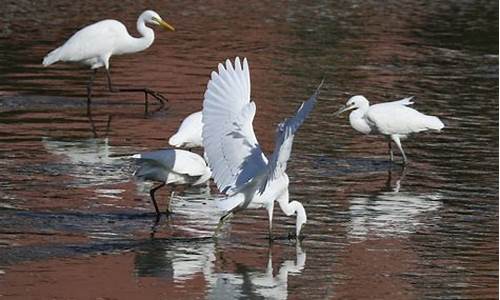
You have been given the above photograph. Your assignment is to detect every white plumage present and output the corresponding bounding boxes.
[43,10,174,109]
[169,111,204,149]
[43,10,174,68]
[133,149,211,216]
[202,57,322,239]
[336,95,444,164]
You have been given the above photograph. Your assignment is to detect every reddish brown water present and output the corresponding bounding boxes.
[0,1,498,299]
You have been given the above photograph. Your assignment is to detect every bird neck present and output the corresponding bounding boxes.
[349,104,371,134]
[128,18,155,54]
[277,193,307,237]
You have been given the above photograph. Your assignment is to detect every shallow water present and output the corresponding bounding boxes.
[0,0,498,299]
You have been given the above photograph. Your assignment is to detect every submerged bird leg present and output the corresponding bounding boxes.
[150,182,166,217]
[105,69,167,107]
[165,189,175,216]
[86,69,98,115]
[214,212,233,236]
[388,140,394,161]
[391,135,408,165]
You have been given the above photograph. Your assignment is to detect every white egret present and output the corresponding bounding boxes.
[169,111,203,149]
[335,95,444,164]
[202,57,322,239]
[133,149,211,217]
[42,10,175,112]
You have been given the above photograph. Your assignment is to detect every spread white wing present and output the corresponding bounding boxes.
[259,81,322,193]
[202,57,268,195]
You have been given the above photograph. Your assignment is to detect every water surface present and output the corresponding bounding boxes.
[0,0,498,299]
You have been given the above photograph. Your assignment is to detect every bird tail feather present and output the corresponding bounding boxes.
[43,47,62,66]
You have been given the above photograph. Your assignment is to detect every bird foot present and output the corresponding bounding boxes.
[287,232,306,241]
[144,88,168,105]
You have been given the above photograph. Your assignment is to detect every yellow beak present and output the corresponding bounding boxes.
[158,19,175,31]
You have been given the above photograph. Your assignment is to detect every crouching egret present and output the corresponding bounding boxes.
[335,95,444,164]
[169,111,203,149]
[133,149,211,217]
[202,57,322,239]
[43,10,175,113]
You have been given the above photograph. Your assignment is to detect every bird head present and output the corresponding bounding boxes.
[334,95,369,116]
[295,201,307,238]
[142,10,175,31]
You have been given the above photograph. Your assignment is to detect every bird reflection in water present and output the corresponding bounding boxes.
[134,240,306,299]
[348,167,442,239]
[41,136,132,194]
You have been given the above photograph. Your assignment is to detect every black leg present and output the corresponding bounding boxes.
[389,140,394,162]
[214,212,233,236]
[86,69,98,115]
[150,182,166,217]
[105,69,167,107]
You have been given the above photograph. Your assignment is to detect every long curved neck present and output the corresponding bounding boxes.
[277,192,307,237]
[126,18,155,54]
[349,103,372,134]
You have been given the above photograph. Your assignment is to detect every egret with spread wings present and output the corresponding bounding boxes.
[202,57,322,239]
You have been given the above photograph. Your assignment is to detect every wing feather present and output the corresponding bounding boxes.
[259,80,323,193]
[202,57,268,195]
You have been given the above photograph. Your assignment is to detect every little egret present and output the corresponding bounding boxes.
[335,95,444,164]
[202,57,322,239]
[133,149,211,217]
[169,111,203,149]
[43,10,175,112]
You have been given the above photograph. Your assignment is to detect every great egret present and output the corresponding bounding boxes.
[133,149,211,217]
[169,111,203,149]
[42,10,175,112]
[335,95,444,164]
[202,57,322,239]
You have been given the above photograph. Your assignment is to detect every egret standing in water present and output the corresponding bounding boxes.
[169,111,203,149]
[43,10,175,113]
[202,57,322,239]
[335,95,444,164]
[133,149,211,218]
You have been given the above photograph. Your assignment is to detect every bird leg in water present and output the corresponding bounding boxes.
[391,135,408,165]
[214,212,233,236]
[388,140,394,161]
[150,182,166,217]
[165,190,176,216]
[105,69,167,107]
[86,69,98,115]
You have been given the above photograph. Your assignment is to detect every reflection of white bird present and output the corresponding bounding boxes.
[348,169,442,238]
[135,240,306,300]
[335,96,444,164]
[43,10,175,110]
[169,111,203,149]
[349,192,442,238]
[202,57,322,239]
[133,149,211,217]
[42,137,130,187]
[250,245,306,300]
